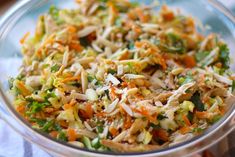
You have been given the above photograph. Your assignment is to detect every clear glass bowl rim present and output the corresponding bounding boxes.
[0,0,234,156]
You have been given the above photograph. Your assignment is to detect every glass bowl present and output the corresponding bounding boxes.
[0,0,234,157]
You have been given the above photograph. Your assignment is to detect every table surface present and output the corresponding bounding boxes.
[0,1,234,157]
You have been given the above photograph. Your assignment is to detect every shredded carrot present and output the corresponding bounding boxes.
[16,81,31,96]
[110,86,117,100]
[135,8,149,23]
[132,106,157,123]
[87,32,97,42]
[69,42,83,52]
[127,81,136,88]
[16,105,25,114]
[95,111,106,117]
[182,55,196,68]
[20,32,30,44]
[121,81,128,87]
[127,10,136,20]
[161,5,175,21]
[67,128,77,141]
[63,99,76,110]
[67,25,77,33]
[61,75,80,83]
[153,129,169,141]
[59,120,69,128]
[49,131,58,138]
[179,126,191,134]
[182,115,191,126]
[107,2,118,15]
[135,41,148,48]
[80,103,93,119]
[36,34,55,58]
[196,111,208,119]
[132,25,142,34]
[109,127,119,137]
[124,115,132,129]
[220,107,225,115]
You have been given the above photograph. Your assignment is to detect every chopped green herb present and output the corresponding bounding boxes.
[108,69,116,75]
[160,33,186,54]
[192,127,203,133]
[195,51,210,62]
[41,120,54,132]
[232,80,235,92]
[96,125,104,133]
[26,101,49,115]
[49,6,63,24]
[30,118,47,127]
[190,92,205,111]
[51,64,60,72]
[218,44,230,70]
[187,112,194,123]
[57,131,67,141]
[91,137,101,149]
[8,77,15,89]
[178,75,193,85]
[209,114,222,124]
[157,114,167,120]
[82,136,93,150]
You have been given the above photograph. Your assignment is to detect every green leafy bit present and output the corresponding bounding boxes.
[157,114,167,120]
[192,127,204,133]
[232,80,235,92]
[51,64,60,72]
[26,101,50,115]
[218,44,230,70]
[195,51,209,62]
[108,69,117,75]
[160,33,186,54]
[41,120,54,132]
[8,77,15,89]
[49,6,63,24]
[57,131,67,141]
[209,114,222,124]
[87,75,102,86]
[91,137,101,149]
[30,118,47,127]
[178,75,193,85]
[190,92,205,111]
[82,136,93,150]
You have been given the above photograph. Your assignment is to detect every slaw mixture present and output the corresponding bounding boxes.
[10,0,235,152]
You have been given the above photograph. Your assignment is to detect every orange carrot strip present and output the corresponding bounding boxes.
[17,81,31,96]
[50,131,58,138]
[109,127,118,137]
[16,105,25,114]
[63,99,76,110]
[69,42,83,52]
[153,129,169,141]
[179,126,191,134]
[182,55,196,68]
[196,111,208,119]
[80,103,93,119]
[67,128,77,141]
[135,8,149,23]
[182,115,191,126]
[61,75,80,83]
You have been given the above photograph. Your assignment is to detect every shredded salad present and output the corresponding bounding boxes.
[10,0,235,153]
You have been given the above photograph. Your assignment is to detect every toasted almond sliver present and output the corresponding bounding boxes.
[121,103,133,116]
[104,98,119,113]
[77,26,97,38]
[81,69,88,93]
